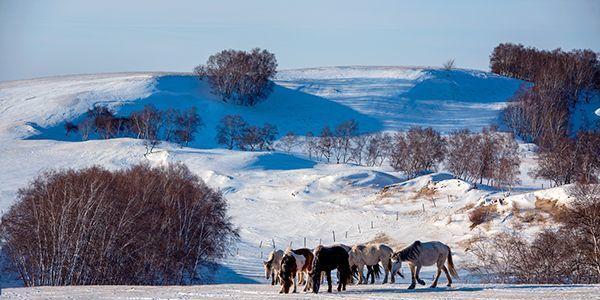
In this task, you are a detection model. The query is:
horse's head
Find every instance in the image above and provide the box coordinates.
[390,252,404,278]
[262,260,272,279]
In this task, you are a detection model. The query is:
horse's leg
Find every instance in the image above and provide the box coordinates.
[408,264,416,289]
[415,265,426,285]
[441,265,452,287]
[382,260,390,284]
[357,264,364,284]
[430,266,441,288]
[271,271,275,285]
[293,273,297,293]
[326,270,333,293]
[337,268,344,291]
[369,266,375,284]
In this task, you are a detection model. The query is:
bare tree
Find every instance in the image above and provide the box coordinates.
[216,115,247,150]
[333,120,358,163]
[77,118,94,141]
[447,128,521,188]
[259,123,278,150]
[443,58,455,70]
[277,131,299,153]
[195,48,277,106]
[389,127,446,178]
[173,107,203,147]
[129,105,164,155]
[317,126,334,162]
[365,133,391,167]
[305,131,317,160]
[349,135,368,165]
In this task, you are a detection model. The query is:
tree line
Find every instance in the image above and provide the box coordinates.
[495,43,598,145]
[256,119,522,188]
[490,43,600,185]
[65,104,203,154]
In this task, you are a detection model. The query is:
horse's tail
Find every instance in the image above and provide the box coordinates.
[447,247,459,279]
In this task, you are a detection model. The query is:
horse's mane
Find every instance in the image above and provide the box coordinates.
[397,240,421,261]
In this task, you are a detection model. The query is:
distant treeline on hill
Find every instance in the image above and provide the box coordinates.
[491,43,599,144]
[491,43,600,185]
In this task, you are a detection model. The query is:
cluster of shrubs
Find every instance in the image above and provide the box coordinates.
[466,184,600,284]
[0,163,238,286]
[215,115,278,151]
[65,104,203,154]
[195,48,277,106]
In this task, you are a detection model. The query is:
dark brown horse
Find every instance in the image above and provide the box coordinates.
[311,245,352,294]
[279,248,314,293]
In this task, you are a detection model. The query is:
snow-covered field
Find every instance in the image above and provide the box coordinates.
[3,283,600,299]
[1,67,599,297]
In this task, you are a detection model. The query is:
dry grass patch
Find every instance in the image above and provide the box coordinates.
[534,197,566,221]
[469,205,497,229]
[415,185,437,199]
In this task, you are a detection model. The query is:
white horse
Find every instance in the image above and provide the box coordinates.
[348,243,394,284]
[390,241,459,289]
[263,249,284,285]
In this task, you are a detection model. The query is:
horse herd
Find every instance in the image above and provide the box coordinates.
[262,240,459,294]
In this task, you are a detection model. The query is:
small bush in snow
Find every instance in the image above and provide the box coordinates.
[195,48,277,106]
[443,59,455,70]
[0,163,238,286]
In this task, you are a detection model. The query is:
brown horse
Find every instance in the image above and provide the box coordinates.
[279,248,314,293]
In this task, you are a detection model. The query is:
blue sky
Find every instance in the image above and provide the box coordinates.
[1,0,599,81]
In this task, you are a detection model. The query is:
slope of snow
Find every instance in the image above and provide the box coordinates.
[0,73,156,139]
[276,67,524,132]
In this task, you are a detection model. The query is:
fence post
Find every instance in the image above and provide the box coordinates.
[358,224,361,234]
[259,240,263,249]
[272,238,275,249]
[319,238,322,245]
[422,203,425,212]
[260,251,263,258]
[304,237,306,247]
[371,221,374,229]
[345,231,348,239]
[396,211,399,221]
[332,230,336,242]
[289,241,293,248]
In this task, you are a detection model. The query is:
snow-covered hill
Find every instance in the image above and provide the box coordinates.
[0,67,598,293]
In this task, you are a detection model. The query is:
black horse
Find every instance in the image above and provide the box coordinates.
[311,245,352,293]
